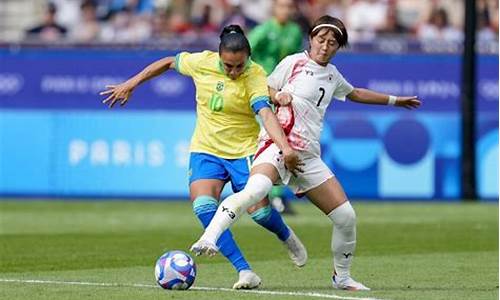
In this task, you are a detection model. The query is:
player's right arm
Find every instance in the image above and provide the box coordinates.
[100,56,176,108]
[101,51,206,108]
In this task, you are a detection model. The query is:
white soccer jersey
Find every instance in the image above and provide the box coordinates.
[258,51,354,156]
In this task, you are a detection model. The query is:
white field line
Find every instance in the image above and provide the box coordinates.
[0,278,386,300]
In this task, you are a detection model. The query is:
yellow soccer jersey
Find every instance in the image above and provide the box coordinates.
[175,50,271,159]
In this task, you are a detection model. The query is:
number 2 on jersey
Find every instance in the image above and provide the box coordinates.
[317,87,325,107]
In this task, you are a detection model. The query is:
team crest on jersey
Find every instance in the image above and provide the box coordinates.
[216,81,224,92]
[328,73,334,81]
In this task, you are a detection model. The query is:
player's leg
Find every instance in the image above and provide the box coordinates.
[246,198,306,267]
[189,153,255,282]
[191,163,278,252]
[191,180,261,289]
[305,174,370,291]
[225,155,292,244]
[247,197,290,241]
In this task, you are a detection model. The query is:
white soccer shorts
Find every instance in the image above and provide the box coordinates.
[252,143,334,195]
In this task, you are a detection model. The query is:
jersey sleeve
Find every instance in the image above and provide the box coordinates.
[332,68,354,101]
[174,51,208,77]
[267,55,293,91]
[247,64,271,114]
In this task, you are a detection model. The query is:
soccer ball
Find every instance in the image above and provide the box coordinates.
[154,250,197,290]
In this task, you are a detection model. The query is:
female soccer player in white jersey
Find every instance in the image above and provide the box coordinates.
[191,15,421,291]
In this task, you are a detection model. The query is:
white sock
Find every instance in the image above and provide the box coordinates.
[201,174,273,243]
[327,201,356,279]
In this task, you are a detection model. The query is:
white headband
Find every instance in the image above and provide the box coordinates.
[312,24,343,36]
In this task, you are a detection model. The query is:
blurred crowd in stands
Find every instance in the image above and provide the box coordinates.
[16,0,500,44]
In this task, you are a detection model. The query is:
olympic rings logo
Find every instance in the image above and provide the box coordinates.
[0,73,24,95]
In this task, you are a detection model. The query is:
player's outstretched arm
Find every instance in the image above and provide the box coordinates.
[100,56,176,108]
[258,107,304,175]
[347,88,421,110]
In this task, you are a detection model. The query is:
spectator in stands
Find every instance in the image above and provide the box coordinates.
[395,0,431,31]
[100,7,152,42]
[150,10,170,40]
[291,0,311,35]
[25,2,67,42]
[108,0,155,15]
[308,0,347,22]
[70,0,100,43]
[417,7,463,42]
[237,0,274,24]
[324,0,348,20]
[377,0,408,36]
[191,0,226,30]
[345,0,388,42]
[221,0,258,32]
[477,0,499,42]
[167,10,194,35]
[192,4,219,34]
[491,1,499,38]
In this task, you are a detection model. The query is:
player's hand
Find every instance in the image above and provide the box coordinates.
[395,96,421,110]
[100,81,136,108]
[275,91,293,106]
[282,147,304,177]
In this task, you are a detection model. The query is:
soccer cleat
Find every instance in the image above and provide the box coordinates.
[232,270,261,289]
[283,227,307,267]
[190,239,219,257]
[332,275,371,291]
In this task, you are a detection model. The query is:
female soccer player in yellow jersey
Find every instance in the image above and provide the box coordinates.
[100,25,306,290]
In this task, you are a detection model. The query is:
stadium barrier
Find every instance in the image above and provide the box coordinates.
[0,48,497,199]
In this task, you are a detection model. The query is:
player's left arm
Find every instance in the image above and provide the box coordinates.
[347,88,421,109]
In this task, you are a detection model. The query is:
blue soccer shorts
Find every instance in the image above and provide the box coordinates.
[188,152,253,193]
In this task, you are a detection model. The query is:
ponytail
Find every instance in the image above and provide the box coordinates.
[219,24,251,56]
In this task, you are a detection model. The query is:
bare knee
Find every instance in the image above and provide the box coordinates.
[246,197,270,214]
[189,179,224,201]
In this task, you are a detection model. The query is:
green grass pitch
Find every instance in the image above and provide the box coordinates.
[0,200,498,300]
